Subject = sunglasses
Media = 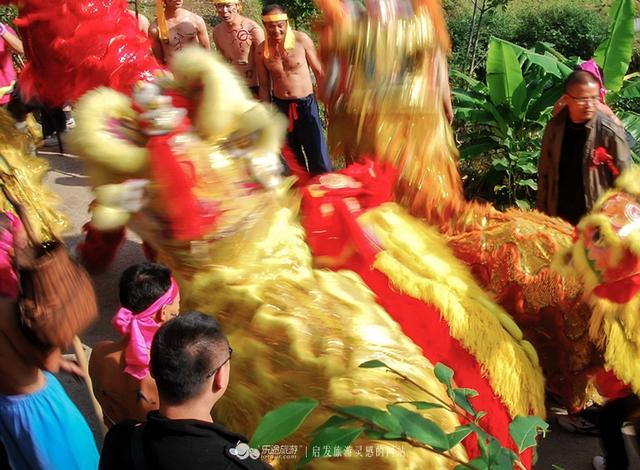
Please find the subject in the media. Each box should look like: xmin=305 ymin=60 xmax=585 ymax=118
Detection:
xmin=206 ymin=346 xmax=233 ymax=379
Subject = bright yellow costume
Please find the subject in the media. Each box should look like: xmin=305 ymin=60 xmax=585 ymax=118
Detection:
xmin=315 ymin=0 xmax=598 ymax=410
xmin=0 ymin=108 xmax=67 ymax=240
xmin=70 ymin=46 xmax=545 ymax=467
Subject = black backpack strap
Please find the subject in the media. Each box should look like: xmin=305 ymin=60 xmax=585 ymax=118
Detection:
xmin=130 ymin=423 xmax=147 ymax=470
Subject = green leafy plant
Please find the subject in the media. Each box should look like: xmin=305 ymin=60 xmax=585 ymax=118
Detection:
xmin=453 ymin=0 xmax=638 ymax=207
xmin=595 ymin=0 xmax=640 ymax=159
xmin=453 ymin=39 xmax=573 ymax=209
xmin=250 ymin=361 xmax=548 ymax=469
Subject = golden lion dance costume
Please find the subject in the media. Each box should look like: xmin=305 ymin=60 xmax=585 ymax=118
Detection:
xmin=556 ymin=168 xmax=640 ymax=400
xmin=0 ymin=109 xmax=67 ymax=240
xmin=316 ymin=0 xmax=602 ymax=411
xmin=1 ymin=0 xmax=559 ymax=467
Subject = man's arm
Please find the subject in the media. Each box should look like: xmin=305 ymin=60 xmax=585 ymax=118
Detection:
xmin=247 ymin=25 xmax=265 ymax=84
xmin=299 ymin=32 xmax=325 ymax=93
xmin=255 ymin=42 xmax=271 ymax=102
xmin=608 ymin=125 xmax=632 ymax=173
xmin=195 ymin=15 xmax=211 ymax=50
xmin=0 ymin=24 xmax=23 ymax=55
xmin=149 ymin=21 xmax=166 ymax=64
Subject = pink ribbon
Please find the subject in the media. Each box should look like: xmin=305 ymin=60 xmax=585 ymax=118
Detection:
xmin=112 ymin=278 xmax=179 ymax=379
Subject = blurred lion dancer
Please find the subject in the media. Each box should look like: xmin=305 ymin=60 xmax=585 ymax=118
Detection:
xmin=2 ymin=0 xmax=551 ymax=467
xmin=0 ymin=0 xmax=162 ymax=270
xmin=315 ymin=0 xmax=618 ymax=415
xmin=555 ymin=168 xmax=640 ymax=470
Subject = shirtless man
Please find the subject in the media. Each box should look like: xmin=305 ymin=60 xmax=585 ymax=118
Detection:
xmin=212 ymin=0 xmax=264 ymax=97
xmin=256 ymin=4 xmax=332 ymax=175
xmin=89 ymin=262 xmax=180 ymax=426
xmin=149 ymin=0 xmax=210 ymax=65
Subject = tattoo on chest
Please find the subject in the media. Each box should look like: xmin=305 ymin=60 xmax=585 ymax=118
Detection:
xmin=171 ymin=31 xmax=197 ymax=51
xmin=229 ymin=22 xmax=256 ymax=54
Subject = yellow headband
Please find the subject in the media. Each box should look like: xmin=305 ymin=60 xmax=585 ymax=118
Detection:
xmin=262 ymin=13 xmax=295 ymax=59
xmin=213 ymin=0 xmax=239 ymax=4
xmin=262 ymin=13 xmax=288 ymax=22
xmin=156 ymin=1 xmax=169 ymax=41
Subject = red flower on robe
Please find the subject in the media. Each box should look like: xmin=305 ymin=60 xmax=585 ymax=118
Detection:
xmin=591 ymin=146 xmax=620 ymax=176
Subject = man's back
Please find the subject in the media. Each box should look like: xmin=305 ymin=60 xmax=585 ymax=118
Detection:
xmin=100 ymin=411 xmax=271 ymax=470
xmin=89 ymin=339 xmax=159 ymax=426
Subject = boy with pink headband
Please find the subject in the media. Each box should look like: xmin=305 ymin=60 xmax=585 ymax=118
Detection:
xmin=89 ymin=262 xmax=180 ymax=426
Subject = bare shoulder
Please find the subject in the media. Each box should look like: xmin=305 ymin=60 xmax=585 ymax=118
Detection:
xmin=295 ymin=30 xmax=313 ymax=44
xmin=90 ymin=340 xmax=124 ymax=366
xmin=248 ymin=19 xmax=265 ymax=40
xmin=189 ymin=11 xmax=207 ymax=27
xmin=256 ymin=40 xmax=266 ymax=54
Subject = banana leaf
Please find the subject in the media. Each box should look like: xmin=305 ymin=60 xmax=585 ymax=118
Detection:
xmin=486 ymin=38 xmax=527 ymax=118
xmin=618 ymin=79 xmax=640 ymax=99
xmin=594 ymin=0 xmax=636 ymax=93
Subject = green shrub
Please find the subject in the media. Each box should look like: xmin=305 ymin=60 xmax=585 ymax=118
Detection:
xmin=446 ymin=0 xmax=608 ymax=78
xmin=505 ymin=2 xmax=608 ymax=60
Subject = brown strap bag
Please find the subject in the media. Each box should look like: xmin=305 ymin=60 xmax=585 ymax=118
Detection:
xmin=2 ymin=181 xmax=98 ymax=349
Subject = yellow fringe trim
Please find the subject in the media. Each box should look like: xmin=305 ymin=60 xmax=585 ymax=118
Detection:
xmin=589 ymin=296 xmax=640 ymax=395
xmin=359 ymin=204 xmax=546 ymax=418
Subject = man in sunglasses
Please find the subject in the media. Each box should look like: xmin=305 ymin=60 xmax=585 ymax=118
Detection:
xmin=537 ymin=69 xmax=631 ymax=225
xmin=100 ymin=312 xmax=271 ymax=469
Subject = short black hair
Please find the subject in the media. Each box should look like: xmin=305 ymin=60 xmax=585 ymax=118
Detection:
xmin=565 ymin=70 xmax=599 ymax=92
xmin=262 ymin=3 xmax=285 ymax=16
xmin=119 ymin=263 xmax=172 ymax=314
xmin=150 ymin=312 xmax=229 ymax=405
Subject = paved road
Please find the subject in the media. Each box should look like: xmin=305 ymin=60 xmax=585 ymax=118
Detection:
xmin=40 ymin=145 xmax=638 ymax=470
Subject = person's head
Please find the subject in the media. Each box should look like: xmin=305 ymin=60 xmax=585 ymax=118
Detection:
xmin=215 ymin=0 xmax=241 ymax=24
xmin=119 ymin=262 xmax=180 ymax=323
xmin=163 ymin=0 xmax=183 ymax=11
xmin=262 ymin=4 xmax=288 ymax=42
xmin=150 ymin=312 xmax=232 ymax=408
xmin=564 ymin=70 xmax=600 ymax=124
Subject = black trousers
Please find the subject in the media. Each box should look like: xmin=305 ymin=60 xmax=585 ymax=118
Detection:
xmin=6 ymin=84 xmax=66 ymax=137
xmin=583 ymin=394 xmax=640 ymax=469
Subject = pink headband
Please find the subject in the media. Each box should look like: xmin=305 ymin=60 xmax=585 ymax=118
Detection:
xmin=0 ymin=212 xmax=21 ymax=299
xmin=579 ymin=59 xmax=607 ymax=102
xmin=112 ymin=278 xmax=179 ymax=379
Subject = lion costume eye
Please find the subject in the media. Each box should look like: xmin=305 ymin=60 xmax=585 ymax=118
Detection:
xmin=590 ymin=226 xmax=604 ymax=246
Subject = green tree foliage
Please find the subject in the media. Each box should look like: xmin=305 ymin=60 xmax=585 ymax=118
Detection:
xmin=447 ymin=0 xmax=608 ymax=78
xmin=250 ymin=361 xmax=548 ymax=469
xmin=0 ymin=5 xmax=17 ymax=26
xmin=506 ymin=2 xmax=608 ymax=60
xmin=273 ymin=0 xmax=319 ymax=30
